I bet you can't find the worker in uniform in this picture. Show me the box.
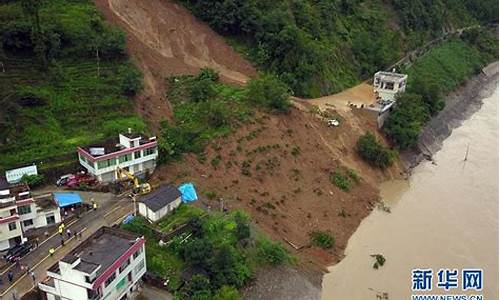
[49,248,55,257]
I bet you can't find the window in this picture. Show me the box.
[118,258,130,273]
[46,214,56,225]
[134,151,142,159]
[97,158,116,170]
[104,272,116,288]
[132,247,143,259]
[144,147,156,156]
[118,154,132,163]
[8,222,16,231]
[134,259,145,275]
[385,82,395,90]
[23,219,33,227]
[18,205,31,215]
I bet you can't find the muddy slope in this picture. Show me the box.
[151,107,403,267]
[94,0,256,130]
[401,62,499,168]
[95,0,404,268]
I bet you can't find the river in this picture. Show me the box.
[322,84,499,299]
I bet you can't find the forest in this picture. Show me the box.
[180,0,498,97]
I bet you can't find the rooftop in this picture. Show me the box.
[80,133,156,158]
[0,178,9,190]
[49,227,142,278]
[374,71,407,82]
[139,185,182,212]
[34,194,59,211]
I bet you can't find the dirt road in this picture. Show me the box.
[94,0,256,130]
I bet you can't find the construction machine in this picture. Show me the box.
[116,167,151,195]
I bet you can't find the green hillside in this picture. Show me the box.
[0,0,145,170]
[179,0,498,97]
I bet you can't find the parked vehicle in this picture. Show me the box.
[3,244,22,260]
[4,243,31,262]
[327,119,340,127]
[65,172,97,189]
[56,174,73,187]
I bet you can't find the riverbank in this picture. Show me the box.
[321,72,498,299]
[401,61,499,169]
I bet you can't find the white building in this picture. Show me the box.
[39,227,147,300]
[77,131,158,183]
[373,71,408,101]
[138,185,182,222]
[0,179,61,251]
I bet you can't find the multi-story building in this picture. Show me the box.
[373,70,408,101]
[0,179,25,251]
[39,227,147,300]
[0,179,62,250]
[77,131,158,183]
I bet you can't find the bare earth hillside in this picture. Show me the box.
[94,0,256,130]
[94,0,403,268]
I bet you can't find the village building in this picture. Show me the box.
[138,185,182,222]
[77,130,158,183]
[38,226,147,300]
[373,70,408,101]
[0,179,62,250]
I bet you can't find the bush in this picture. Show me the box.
[246,75,291,113]
[256,238,289,265]
[383,94,430,150]
[119,65,143,96]
[2,21,33,53]
[356,132,394,168]
[310,231,334,249]
[330,170,351,191]
[214,286,241,300]
[20,174,45,188]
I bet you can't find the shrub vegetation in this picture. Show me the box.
[310,230,334,249]
[0,0,145,170]
[122,208,291,299]
[356,132,394,169]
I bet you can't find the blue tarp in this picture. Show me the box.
[53,192,83,208]
[179,183,198,203]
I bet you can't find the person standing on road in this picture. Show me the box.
[30,271,36,284]
[7,270,13,283]
[92,201,98,210]
[66,228,71,239]
[58,226,63,236]
[49,247,55,257]
[35,237,39,248]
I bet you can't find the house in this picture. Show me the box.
[373,70,408,101]
[77,129,158,183]
[0,178,25,250]
[19,194,61,233]
[38,227,147,300]
[138,185,182,222]
[0,179,62,250]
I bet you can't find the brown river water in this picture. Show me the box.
[322,85,499,299]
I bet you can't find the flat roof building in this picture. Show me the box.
[373,71,408,101]
[39,227,147,300]
[0,180,61,250]
[77,129,158,183]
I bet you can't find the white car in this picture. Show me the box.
[327,119,340,127]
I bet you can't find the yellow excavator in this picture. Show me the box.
[116,167,151,195]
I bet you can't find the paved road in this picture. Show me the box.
[0,192,134,299]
